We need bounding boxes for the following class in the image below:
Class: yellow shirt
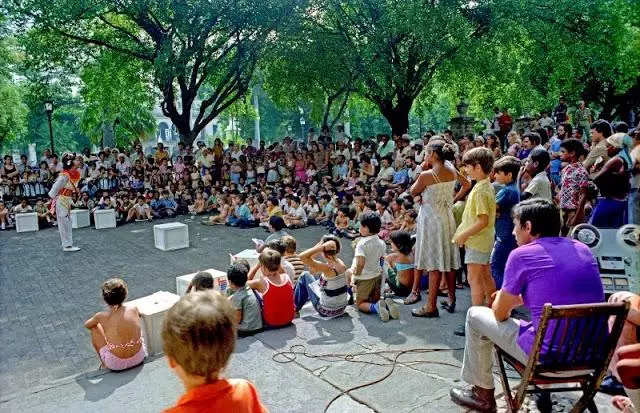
[454,178,496,253]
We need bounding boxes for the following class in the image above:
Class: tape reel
[571,224,602,251]
[617,224,640,252]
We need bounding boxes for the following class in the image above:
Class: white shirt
[525,172,552,201]
[351,235,386,281]
[293,205,307,223]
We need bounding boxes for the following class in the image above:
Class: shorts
[99,343,146,371]
[464,247,491,265]
[354,275,381,303]
[386,268,412,297]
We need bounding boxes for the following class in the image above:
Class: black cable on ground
[272,345,464,412]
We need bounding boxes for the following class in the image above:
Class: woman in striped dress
[294,235,349,318]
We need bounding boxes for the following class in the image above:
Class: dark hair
[427,139,456,162]
[529,148,550,172]
[492,156,521,179]
[227,263,248,287]
[267,239,286,255]
[62,153,75,170]
[320,234,342,255]
[101,278,128,306]
[559,139,585,158]
[191,271,214,291]
[590,119,612,138]
[390,230,415,255]
[360,212,381,234]
[269,215,285,231]
[462,147,494,174]
[292,196,301,204]
[512,198,561,238]
[559,122,573,136]
[523,132,541,146]
[612,121,629,134]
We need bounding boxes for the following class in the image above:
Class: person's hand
[452,233,467,248]
[488,291,499,308]
[323,240,337,251]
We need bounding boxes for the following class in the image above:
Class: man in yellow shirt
[453,147,496,336]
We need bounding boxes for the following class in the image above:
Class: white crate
[231,249,260,268]
[15,212,39,233]
[126,291,180,356]
[94,209,116,229]
[154,222,189,251]
[175,268,229,296]
[71,209,90,228]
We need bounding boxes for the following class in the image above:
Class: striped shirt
[317,271,348,317]
[284,255,305,282]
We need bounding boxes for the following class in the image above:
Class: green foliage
[79,50,156,146]
[0,14,27,145]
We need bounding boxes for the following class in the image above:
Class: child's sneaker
[384,298,400,320]
[378,300,390,322]
[1,222,4,230]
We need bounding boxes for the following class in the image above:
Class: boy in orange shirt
[162,290,268,413]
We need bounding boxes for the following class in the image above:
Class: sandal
[456,282,464,289]
[403,292,421,305]
[613,396,636,413]
[440,301,456,313]
[411,307,439,318]
[437,289,448,297]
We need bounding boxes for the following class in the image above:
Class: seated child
[127,196,153,221]
[247,249,294,328]
[282,235,305,284]
[347,212,399,322]
[84,278,146,371]
[34,198,54,228]
[162,290,267,412]
[283,196,307,229]
[227,263,263,336]
[185,271,214,294]
[385,231,417,299]
[0,200,9,229]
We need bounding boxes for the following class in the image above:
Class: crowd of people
[4,104,640,412]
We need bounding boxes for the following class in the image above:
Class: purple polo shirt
[502,237,604,357]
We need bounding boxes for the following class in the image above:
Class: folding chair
[495,301,630,413]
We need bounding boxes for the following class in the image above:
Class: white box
[154,222,189,251]
[175,268,229,296]
[94,209,116,229]
[126,291,180,356]
[231,249,260,268]
[15,212,39,233]
[71,209,90,228]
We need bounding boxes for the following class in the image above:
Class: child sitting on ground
[347,212,399,322]
[282,235,305,284]
[247,249,294,328]
[162,290,267,412]
[385,230,416,298]
[227,263,263,336]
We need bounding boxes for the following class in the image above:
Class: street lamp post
[44,100,54,154]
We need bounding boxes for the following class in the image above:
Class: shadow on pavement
[75,364,143,401]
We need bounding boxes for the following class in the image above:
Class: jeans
[294,272,320,311]
[461,306,529,389]
[629,190,639,225]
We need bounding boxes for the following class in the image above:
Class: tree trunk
[378,97,413,137]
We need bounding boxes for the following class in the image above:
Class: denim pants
[294,272,320,311]
[461,306,529,389]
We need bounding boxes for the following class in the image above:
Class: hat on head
[606,133,624,149]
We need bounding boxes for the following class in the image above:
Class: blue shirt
[550,139,562,174]
[495,181,520,239]
[237,204,252,221]
[392,168,409,185]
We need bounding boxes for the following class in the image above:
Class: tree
[9,0,303,146]
[0,15,27,146]
[314,0,493,136]
[79,50,156,147]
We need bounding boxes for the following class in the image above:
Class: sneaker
[63,246,81,252]
[1,223,4,230]
[378,301,390,322]
[384,298,400,319]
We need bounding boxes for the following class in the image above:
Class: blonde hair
[259,248,281,272]
[161,291,236,382]
[282,235,297,254]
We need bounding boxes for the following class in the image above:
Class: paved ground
[0,218,618,412]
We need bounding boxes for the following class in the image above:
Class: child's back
[231,285,263,333]
[262,273,294,327]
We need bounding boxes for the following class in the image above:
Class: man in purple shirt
[450,198,604,412]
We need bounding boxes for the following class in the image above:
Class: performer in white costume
[48,153,81,252]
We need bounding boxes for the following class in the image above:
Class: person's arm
[453,214,489,246]
[452,169,471,203]
[491,289,524,322]
[593,157,623,182]
[235,309,243,324]
[84,311,106,329]
[410,171,430,197]
[246,278,265,292]
[300,240,336,275]
[353,255,365,277]
[247,262,261,280]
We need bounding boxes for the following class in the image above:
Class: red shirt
[164,379,268,413]
[262,276,294,327]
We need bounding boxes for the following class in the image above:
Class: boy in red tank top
[248,249,295,328]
